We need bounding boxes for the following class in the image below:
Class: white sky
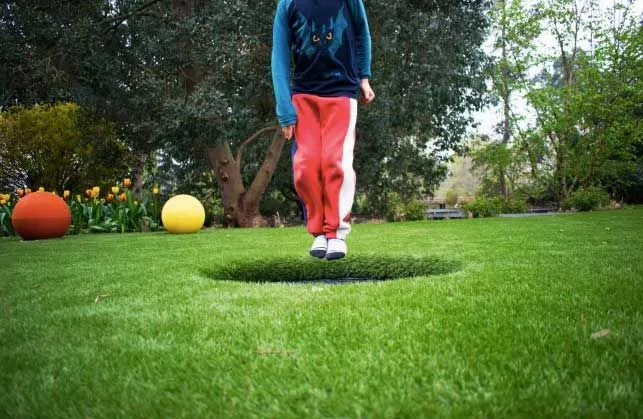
[471,0,643,139]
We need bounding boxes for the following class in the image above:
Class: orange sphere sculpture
[12,191,71,240]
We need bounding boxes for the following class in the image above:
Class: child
[271,0,374,260]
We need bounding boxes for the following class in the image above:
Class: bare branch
[235,126,278,164]
[244,130,286,206]
[101,0,163,25]
[571,0,588,69]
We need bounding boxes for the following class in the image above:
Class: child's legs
[319,97,357,240]
[292,94,323,235]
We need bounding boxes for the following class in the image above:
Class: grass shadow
[202,255,463,284]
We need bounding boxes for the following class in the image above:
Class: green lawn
[1,208,642,418]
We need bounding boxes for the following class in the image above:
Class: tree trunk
[207,142,245,227]
[499,0,510,201]
[130,150,148,196]
[558,146,568,202]
[206,128,284,228]
[173,0,283,227]
[500,93,510,200]
[239,130,286,227]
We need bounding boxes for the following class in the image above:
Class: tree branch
[571,1,587,74]
[235,126,278,164]
[244,130,286,207]
[101,0,163,25]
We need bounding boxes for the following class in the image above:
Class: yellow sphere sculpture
[161,194,205,234]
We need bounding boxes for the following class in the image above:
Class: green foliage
[470,138,532,199]
[480,0,643,207]
[404,199,427,221]
[523,1,642,204]
[0,103,128,192]
[0,195,16,236]
[259,190,301,224]
[463,191,527,216]
[445,189,459,207]
[502,196,528,214]
[563,187,610,212]
[356,0,491,212]
[385,193,405,222]
[464,196,503,218]
[0,0,492,219]
[69,190,162,234]
[352,192,374,217]
[385,193,426,222]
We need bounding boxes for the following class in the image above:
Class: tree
[355,0,491,213]
[583,13,643,202]
[487,0,541,199]
[0,0,164,194]
[527,0,642,203]
[1,0,493,225]
[139,0,494,222]
[154,0,286,227]
[0,103,127,192]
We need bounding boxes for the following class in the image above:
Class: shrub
[383,193,426,222]
[385,193,406,222]
[502,197,527,214]
[445,189,459,207]
[353,192,370,215]
[563,187,611,212]
[464,196,502,218]
[0,103,128,193]
[404,199,427,221]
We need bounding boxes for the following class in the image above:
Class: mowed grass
[1,208,642,418]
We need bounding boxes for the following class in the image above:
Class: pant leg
[319,97,357,240]
[292,94,324,236]
[290,141,307,226]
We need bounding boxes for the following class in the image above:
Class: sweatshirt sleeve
[347,0,372,79]
[271,0,297,127]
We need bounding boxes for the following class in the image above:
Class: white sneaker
[325,238,346,260]
[309,235,328,258]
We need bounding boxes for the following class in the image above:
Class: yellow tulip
[38,187,45,192]
[112,186,120,194]
[152,186,159,195]
[1,194,9,201]
[17,188,25,197]
[76,195,82,203]
[63,190,70,199]
[25,188,32,194]
[123,178,131,188]
[92,186,100,195]
[51,191,57,196]
[0,199,6,205]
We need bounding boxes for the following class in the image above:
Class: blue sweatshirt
[272,0,372,127]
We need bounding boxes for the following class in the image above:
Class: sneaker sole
[325,251,345,261]
[310,249,327,259]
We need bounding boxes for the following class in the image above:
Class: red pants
[292,93,357,240]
